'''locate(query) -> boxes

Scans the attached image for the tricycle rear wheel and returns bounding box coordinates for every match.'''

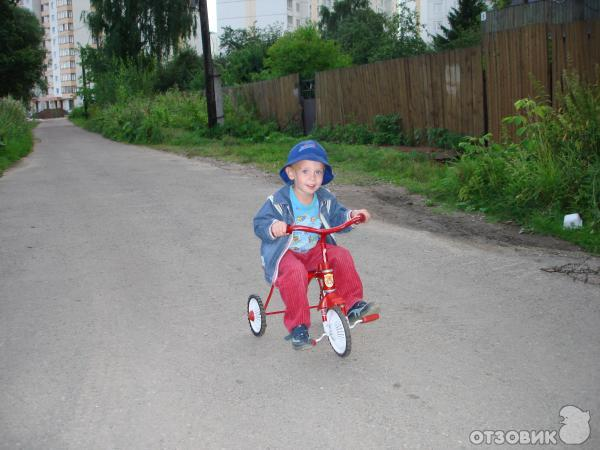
[247,294,266,337]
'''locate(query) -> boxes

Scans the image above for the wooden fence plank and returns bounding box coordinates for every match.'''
[228,74,301,129]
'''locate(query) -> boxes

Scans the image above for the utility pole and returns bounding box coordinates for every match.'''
[196,0,217,128]
[79,45,89,118]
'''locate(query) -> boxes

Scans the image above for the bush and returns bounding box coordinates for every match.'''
[0,97,34,175]
[451,72,600,232]
[373,114,403,145]
[219,97,278,141]
[155,48,204,92]
[311,115,466,149]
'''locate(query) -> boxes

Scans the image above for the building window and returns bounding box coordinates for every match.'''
[287,15,293,27]
[287,0,292,9]
[296,3,299,12]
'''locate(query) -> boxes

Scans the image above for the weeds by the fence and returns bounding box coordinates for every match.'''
[310,116,466,150]
[435,72,600,253]
[0,97,35,176]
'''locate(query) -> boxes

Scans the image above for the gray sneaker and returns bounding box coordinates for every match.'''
[347,301,379,325]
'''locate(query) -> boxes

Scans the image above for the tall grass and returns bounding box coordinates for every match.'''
[0,97,34,176]
[73,90,279,144]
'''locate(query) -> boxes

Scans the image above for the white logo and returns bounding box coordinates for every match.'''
[469,405,591,445]
[560,405,591,445]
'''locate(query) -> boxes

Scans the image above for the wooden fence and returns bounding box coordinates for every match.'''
[227,74,302,129]
[483,23,550,139]
[551,19,600,100]
[482,0,599,33]
[316,47,485,136]
[484,20,600,139]
[228,19,599,142]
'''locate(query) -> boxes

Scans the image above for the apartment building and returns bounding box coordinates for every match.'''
[413,0,459,40]
[19,0,92,112]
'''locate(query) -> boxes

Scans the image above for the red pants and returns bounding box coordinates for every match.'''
[275,244,363,332]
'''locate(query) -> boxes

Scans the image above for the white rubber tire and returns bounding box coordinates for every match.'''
[248,295,266,337]
[326,306,351,357]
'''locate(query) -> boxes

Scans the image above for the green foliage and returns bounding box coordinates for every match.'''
[0,2,46,101]
[72,89,281,144]
[85,0,197,61]
[82,50,158,105]
[217,25,282,86]
[373,114,404,145]
[417,127,466,150]
[320,0,429,64]
[219,25,283,56]
[80,91,210,144]
[219,98,278,142]
[311,115,465,149]
[490,0,511,10]
[155,47,204,92]
[450,72,600,234]
[311,123,374,145]
[0,97,34,175]
[433,0,487,50]
[263,26,352,79]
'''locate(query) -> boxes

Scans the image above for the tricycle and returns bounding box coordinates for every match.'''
[247,213,380,357]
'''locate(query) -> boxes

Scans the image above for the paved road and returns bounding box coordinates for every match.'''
[1,119,598,449]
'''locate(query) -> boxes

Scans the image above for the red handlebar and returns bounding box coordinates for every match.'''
[286,213,365,235]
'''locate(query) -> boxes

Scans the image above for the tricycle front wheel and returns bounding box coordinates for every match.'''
[247,294,266,337]
[327,306,351,357]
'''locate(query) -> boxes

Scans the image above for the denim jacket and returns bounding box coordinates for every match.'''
[253,185,353,284]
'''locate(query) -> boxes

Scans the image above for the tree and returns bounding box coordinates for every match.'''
[319,0,370,39]
[319,0,428,65]
[433,0,487,50]
[219,25,281,56]
[84,0,197,62]
[155,47,204,91]
[216,24,281,85]
[0,0,46,101]
[263,26,351,79]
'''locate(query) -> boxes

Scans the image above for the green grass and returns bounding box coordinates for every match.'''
[0,124,35,176]
[0,97,36,176]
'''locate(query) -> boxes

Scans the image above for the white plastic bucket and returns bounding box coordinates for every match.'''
[563,213,583,229]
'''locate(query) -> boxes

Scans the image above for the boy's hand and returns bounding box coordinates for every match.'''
[270,220,288,238]
[351,209,371,223]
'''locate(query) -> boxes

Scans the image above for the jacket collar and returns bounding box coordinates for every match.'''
[272,185,334,206]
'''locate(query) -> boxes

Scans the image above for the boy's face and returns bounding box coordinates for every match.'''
[285,160,325,202]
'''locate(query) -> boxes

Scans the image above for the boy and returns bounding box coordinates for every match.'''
[253,140,377,350]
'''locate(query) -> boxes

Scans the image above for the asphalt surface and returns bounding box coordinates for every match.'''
[1,119,598,449]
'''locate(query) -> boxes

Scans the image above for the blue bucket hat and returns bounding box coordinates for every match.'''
[279,140,334,185]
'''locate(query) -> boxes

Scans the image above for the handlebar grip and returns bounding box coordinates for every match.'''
[354,213,366,223]
[285,224,293,235]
